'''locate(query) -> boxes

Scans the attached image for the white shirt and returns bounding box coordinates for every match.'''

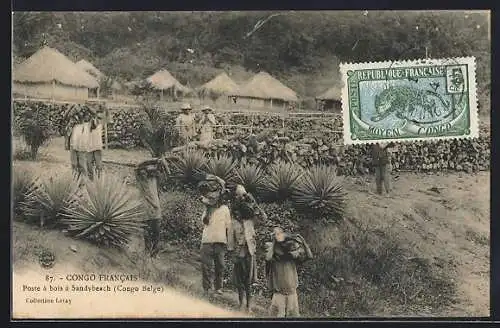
[88,121,103,152]
[70,123,90,152]
[201,205,232,245]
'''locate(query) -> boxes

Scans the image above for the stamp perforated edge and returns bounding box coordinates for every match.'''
[339,57,479,145]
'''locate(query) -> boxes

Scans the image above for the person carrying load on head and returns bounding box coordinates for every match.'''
[135,153,172,258]
[228,184,267,313]
[265,226,313,318]
[175,103,196,146]
[87,104,104,180]
[67,106,91,181]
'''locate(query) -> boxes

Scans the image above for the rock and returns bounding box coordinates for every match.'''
[69,245,78,253]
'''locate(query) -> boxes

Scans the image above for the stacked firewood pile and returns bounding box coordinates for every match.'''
[107,110,145,148]
[12,100,491,174]
[13,101,73,136]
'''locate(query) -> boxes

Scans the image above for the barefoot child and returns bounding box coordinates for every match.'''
[265,226,313,318]
[228,185,267,313]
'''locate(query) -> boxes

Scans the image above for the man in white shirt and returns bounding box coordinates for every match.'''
[87,107,104,180]
[69,109,90,180]
[198,175,234,297]
[175,103,196,145]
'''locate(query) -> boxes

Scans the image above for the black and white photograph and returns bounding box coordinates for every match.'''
[11,10,491,319]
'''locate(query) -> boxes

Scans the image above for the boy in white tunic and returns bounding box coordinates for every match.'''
[87,109,104,180]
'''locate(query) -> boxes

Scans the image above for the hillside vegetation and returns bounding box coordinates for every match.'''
[12,11,490,111]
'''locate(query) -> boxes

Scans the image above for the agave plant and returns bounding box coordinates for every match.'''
[60,174,146,248]
[263,161,304,202]
[12,167,35,217]
[21,172,79,227]
[235,163,265,197]
[203,154,237,183]
[292,165,347,221]
[171,149,208,185]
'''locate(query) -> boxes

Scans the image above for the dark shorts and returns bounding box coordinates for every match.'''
[232,248,257,289]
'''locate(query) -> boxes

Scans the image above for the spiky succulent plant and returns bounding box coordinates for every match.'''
[60,174,146,248]
[292,165,346,220]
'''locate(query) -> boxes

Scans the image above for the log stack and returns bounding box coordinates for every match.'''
[12,100,491,174]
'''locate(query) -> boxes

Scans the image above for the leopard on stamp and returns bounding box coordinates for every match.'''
[340,57,478,145]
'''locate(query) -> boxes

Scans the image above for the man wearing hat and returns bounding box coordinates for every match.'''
[199,105,217,146]
[175,103,196,145]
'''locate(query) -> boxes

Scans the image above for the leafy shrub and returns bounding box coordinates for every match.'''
[159,190,205,249]
[61,174,146,248]
[293,165,347,221]
[262,161,303,202]
[235,163,265,198]
[12,167,35,217]
[170,150,207,185]
[15,106,53,160]
[21,172,79,228]
[203,154,237,183]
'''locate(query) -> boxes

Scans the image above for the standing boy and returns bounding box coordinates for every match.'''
[198,175,234,297]
[69,107,90,180]
[265,226,313,317]
[228,185,267,313]
[87,106,104,180]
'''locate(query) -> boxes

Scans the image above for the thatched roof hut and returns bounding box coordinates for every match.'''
[146,69,191,94]
[316,86,341,101]
[12,46,99,101]
[198,72,240,96]
[76,59,104,79]
[315,86,342,112]
[232,71,298,102]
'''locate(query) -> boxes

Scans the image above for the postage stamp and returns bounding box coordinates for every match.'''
[340,57,478,145]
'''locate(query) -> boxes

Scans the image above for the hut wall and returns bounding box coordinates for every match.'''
[13,82,89,101]
[235,97,266,108]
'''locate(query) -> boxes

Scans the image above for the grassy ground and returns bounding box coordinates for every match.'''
[11,137,490,318]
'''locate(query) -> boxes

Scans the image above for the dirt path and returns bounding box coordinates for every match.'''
[12,222,256,319]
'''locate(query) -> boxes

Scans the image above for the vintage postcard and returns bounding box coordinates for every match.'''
[340,57,479,145]
[11,11,490,320]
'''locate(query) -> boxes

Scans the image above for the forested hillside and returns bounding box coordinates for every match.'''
[12,11,490,109]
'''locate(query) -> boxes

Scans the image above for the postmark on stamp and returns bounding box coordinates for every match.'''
[340,57,478,145]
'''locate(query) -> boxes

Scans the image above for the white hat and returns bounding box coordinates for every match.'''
[202,105,213,112]
[181,103,192,110]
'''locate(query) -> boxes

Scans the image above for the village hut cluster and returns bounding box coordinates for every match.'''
[12,45,341,112]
